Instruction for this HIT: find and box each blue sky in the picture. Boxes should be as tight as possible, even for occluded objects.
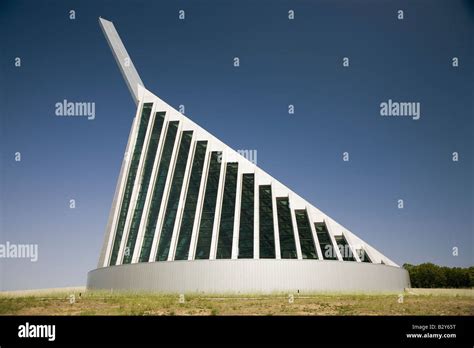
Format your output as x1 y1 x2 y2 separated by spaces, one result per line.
0 0 472 290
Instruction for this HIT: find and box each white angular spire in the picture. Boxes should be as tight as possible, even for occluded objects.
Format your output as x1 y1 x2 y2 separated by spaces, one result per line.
99 17 144 105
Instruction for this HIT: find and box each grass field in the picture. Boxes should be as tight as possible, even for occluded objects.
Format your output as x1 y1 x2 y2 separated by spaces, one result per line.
0 288 472 316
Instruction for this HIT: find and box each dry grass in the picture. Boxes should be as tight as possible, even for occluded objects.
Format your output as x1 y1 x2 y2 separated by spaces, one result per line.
0 288 472 316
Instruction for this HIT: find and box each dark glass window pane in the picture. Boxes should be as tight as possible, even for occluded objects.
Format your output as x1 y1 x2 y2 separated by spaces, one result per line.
276 197 297 259
294 209 318 259
122 112 166 264
358 248 372 263
314 222 337 260
216 163 238 259
174 141 208 260
238 174 254 258
259 185 275 258
138 121 179 262
195 152 222 259
334 234 356 261
155 131 193 261
109 103 153 266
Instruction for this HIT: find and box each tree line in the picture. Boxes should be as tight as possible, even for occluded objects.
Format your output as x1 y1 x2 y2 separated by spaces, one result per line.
403 263 473 288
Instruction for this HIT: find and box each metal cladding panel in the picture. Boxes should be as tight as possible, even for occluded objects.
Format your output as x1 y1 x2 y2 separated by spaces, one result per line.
88 260 410 293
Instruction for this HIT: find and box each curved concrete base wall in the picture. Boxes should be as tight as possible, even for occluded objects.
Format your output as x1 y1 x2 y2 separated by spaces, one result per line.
87 260 410 293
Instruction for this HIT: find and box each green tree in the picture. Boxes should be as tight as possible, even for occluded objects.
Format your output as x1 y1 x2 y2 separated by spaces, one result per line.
403 263 473 288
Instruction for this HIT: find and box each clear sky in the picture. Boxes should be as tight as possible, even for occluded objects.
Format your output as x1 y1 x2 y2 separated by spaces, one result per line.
0 0 472 290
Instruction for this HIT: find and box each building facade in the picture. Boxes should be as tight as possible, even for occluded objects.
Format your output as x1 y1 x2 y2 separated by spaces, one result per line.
87 18 410 293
